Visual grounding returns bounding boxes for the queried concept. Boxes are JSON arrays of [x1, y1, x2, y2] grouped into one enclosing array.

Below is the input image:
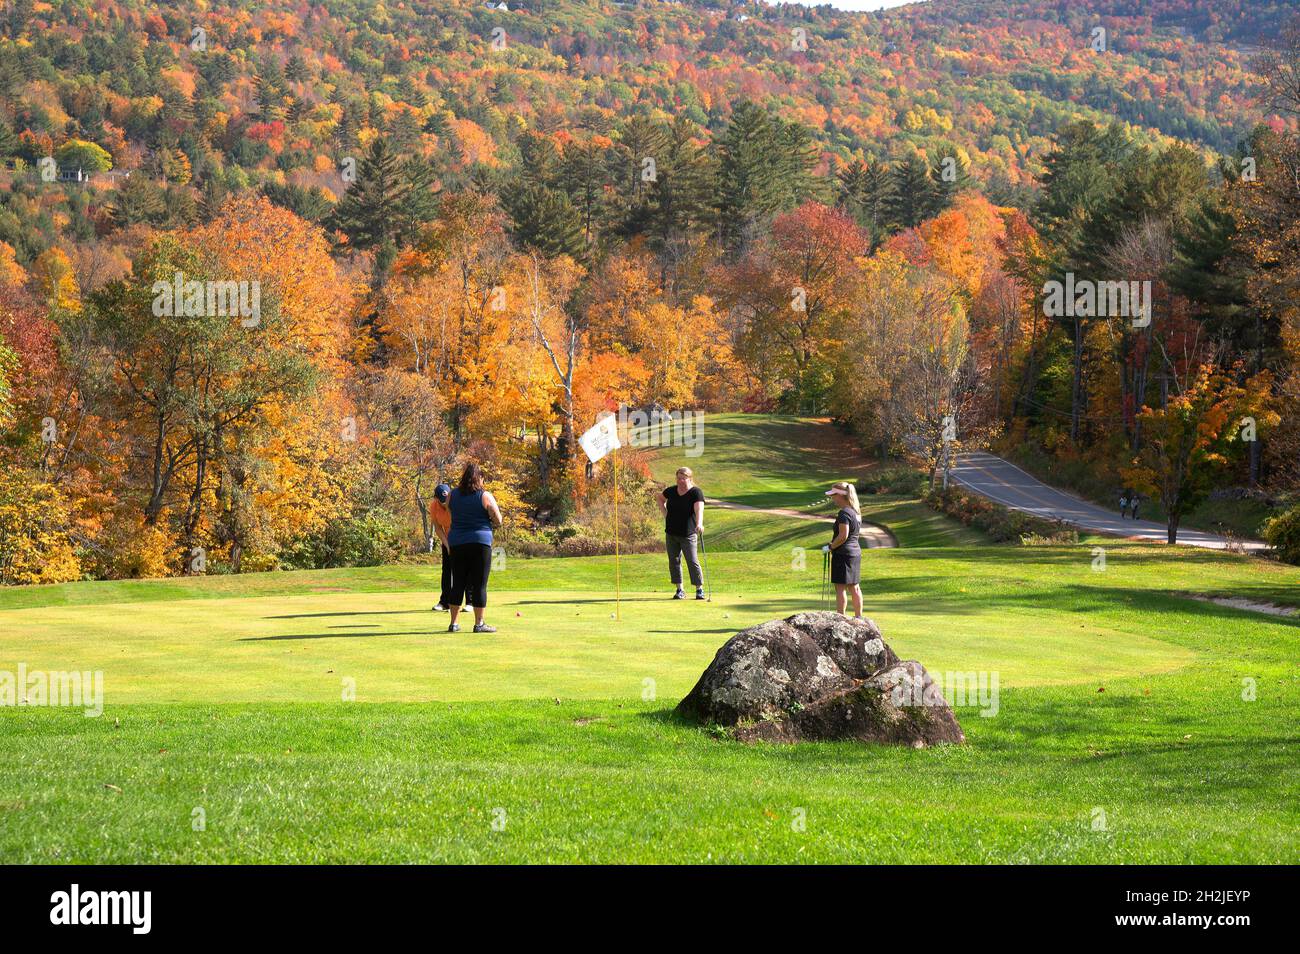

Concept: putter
[[821, 547, 829, 609], [698, 529, 713, 602]]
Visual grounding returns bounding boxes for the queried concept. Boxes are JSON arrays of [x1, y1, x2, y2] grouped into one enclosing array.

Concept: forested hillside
[[0, 0, 1278, 256], [1, 0, 1298, 580]]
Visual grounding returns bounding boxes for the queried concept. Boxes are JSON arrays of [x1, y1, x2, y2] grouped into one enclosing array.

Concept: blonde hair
[[676, 467, 693, 479], [830, 481, 860, 514]]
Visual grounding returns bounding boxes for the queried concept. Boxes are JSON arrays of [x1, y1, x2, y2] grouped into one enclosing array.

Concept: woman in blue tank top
[[446, 462, 502, 634]]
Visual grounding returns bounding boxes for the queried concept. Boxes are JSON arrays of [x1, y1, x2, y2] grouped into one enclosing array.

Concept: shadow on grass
[[237, 629, 441, 641], [263, 610, 432, 620], [635, 706, 691, 727], [513, 596, 666, 606]]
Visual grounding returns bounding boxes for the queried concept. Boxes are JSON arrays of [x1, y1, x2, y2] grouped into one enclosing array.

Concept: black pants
[[448, 543, 492, 609], [438, 543, 455, 606]]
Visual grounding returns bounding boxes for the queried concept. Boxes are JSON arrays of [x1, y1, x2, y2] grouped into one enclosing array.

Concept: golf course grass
[[1, 415, 1297, 863]]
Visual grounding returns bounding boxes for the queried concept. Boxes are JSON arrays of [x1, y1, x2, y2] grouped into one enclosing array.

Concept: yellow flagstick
[[613, 448, 621, 621]]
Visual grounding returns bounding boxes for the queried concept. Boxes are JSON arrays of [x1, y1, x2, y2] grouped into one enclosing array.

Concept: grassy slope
[[1, 415, 1298, 863], [645, 413, 985, 549]]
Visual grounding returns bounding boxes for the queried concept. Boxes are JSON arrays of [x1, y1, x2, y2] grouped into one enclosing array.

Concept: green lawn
[[1, 414, 1298, 863], [647, 413, 882, 510], [646, 412, 985, 548]]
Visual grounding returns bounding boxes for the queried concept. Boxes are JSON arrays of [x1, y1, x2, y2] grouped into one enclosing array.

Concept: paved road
[[951, 452, 1267, 551], [707, 499, 898, 549]]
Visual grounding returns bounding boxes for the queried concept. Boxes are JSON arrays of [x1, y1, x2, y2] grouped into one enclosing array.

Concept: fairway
[[2, 415, 1298, 864]]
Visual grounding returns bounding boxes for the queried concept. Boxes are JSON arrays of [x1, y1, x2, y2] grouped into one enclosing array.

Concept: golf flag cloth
[[578, 413, 621, 464], [578, 413, 622, 619]]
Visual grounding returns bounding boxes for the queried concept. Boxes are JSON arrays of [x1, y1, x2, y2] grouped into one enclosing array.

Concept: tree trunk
[[182, 440, 208, 572], [536, 426, 551, 486], [562, 389, 577, 480], [145, 413, 169, 526], [414, 481, 432, 554], [1070, 316, 1084, 444]]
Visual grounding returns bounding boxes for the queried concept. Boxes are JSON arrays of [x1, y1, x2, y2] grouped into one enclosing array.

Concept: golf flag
[[578, 412, 622, 620], [579, 412, 621, 464]]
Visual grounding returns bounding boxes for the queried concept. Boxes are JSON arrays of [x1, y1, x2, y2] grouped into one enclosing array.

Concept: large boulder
[[676, 612, 964, 747]]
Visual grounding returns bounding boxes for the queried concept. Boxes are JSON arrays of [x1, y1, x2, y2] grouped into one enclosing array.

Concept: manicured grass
[[0, 574, 1197, 705], [644, 412, 982, 548], [1, 666, 1295, 863], [2, 414, 1297, 863], [2, 541, 1298, 862], [648, 413, 882, 510], [691, 507, 828, 552]]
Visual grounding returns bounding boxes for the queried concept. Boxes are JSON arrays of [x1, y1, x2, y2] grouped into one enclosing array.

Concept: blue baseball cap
[[434, 483, 451, 503]]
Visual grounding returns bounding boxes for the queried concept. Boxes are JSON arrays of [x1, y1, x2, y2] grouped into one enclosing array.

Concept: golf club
[[821, 546, 829, 609], [698, 528, 713, 602]]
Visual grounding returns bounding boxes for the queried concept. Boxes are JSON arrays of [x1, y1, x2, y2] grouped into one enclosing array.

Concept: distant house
[[483, 1, 508, 10], [733, 14, 749, 22]]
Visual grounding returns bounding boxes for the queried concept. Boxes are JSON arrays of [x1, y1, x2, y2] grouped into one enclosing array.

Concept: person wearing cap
[[824, 481, 864, 618], [429, 481, 457, 612], [659, 466, 706, 600]]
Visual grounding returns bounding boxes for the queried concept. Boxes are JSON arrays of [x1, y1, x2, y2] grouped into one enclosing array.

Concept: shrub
[[926, 486, 1077, 545], [858, 464, 927, 497], [1262, 506, 1300, 565], [0, 472, 82, 584], [280, 508, 405, 569]]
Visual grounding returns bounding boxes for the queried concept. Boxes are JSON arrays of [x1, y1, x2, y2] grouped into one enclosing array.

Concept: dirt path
[[707, 498, 898, 549]]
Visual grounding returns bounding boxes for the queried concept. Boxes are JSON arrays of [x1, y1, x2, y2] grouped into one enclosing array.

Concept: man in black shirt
[[659, 466, 706, 600]]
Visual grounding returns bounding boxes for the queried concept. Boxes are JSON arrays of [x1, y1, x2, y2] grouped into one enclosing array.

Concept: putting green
[[0, 587, 1194, 705]]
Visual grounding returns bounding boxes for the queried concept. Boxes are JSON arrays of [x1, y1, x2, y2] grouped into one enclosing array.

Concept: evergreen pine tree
[[516, 132, 562, 189], [504, 183, 585, 258], [887, 153, 934, 230], [1169, 193, 1255, 359], [0, 117, 18, 157], [398, 157, 442, 243], [716, 100, 785, 249], [837, 154, 894, 249], [645, 115, 715, 250], [561, 138, 612, 246], [329, 138, 410, 284], [927, 145, 971, 218], [109, 174, 168, 228]]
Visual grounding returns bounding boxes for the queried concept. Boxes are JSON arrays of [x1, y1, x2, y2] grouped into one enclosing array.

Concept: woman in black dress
[[824, 481, 863, 618]]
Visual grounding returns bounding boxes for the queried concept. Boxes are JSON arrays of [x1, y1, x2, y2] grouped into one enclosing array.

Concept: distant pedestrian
[[1129, 494, 1140, 521], [1119, 491, 1130, 519], [446, 462, 503, 634]]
